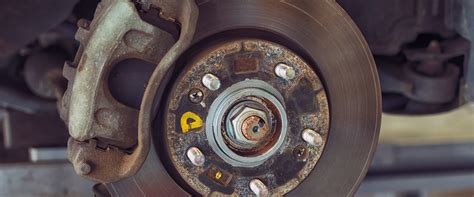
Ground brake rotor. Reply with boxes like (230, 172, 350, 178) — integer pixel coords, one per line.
(107, 0, 380, 196)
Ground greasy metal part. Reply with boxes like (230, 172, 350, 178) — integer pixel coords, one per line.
(338, 0, 456, 56)
(62, 0, 175, 182)
(23, 49, 67, 99)
(379, 38, 466, 106)
(162, 39, 329, 196)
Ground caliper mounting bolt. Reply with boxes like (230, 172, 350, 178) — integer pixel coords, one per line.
(202, 73, 221, 91)
(274, 63, 296, 80)
(75, 161, 92, 175)
(250, 179, 269, 197)
(187, 147, 206, 167)
(302, 128, 323, 146)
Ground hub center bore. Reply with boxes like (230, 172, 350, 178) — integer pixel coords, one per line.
(207, 80, 288, 167)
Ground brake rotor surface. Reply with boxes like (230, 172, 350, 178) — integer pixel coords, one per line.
(107, 0, 380, 196)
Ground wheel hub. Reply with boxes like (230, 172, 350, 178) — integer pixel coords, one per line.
(160, 39, 329, 196)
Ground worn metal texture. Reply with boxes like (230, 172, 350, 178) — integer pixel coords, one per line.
(137, 0, 199, 168)
(338, 0, 455, 56)
(110, 0, 380, 196)
(160, 39, 329, 196)
(0, 0, 79, 58)
(62, 0, 175, 183)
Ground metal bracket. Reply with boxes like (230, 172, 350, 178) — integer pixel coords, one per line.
(60, 0, 180, 183)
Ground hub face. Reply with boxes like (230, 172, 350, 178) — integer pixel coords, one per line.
(160, 39, 329, 196)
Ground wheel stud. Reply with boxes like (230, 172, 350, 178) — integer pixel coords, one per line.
(249, 179, 269, 197)
(187, 147, 205, 167)
(275, 63, 296, 80)
(202, 73, 221, 91)
(302, 129, 323, 146)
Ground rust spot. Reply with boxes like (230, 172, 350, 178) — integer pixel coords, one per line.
(233, 55, 259, 74)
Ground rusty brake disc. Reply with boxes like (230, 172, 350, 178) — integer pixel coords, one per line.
(104, 0, 380, 196)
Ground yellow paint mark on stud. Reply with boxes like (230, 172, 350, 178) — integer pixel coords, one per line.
(180, 112, 203, 134)
(215, 171, 222, 180)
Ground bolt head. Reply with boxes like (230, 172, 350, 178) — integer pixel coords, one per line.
(75, 161, 91, 175)
(202, 73, 221, 91)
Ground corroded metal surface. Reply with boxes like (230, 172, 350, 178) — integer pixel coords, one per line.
(160, 39, 329, 196)
(60, 0, 186, 183)
(62, 0, 380, 196)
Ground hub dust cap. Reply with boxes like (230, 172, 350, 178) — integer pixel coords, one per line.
(161, 39, 329, 196)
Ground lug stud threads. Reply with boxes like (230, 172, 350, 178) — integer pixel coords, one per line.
(249, 179, 269, 197)
(275, 63, 296, 80)
(187, 147, 205, 167)
(202, 73, 221, 91)
(302, 129, 323, 146)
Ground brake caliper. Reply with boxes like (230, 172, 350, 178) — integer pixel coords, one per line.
(60, 0, 198, 182)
